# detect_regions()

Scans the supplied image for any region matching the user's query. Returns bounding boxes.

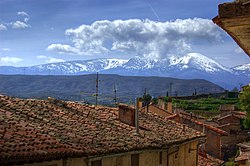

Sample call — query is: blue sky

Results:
[0,0,250,67]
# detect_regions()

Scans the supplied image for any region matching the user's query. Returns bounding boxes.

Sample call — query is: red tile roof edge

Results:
[217,114,241,121]
[218,123,241,128]
[0,137,205,165]
[0,151,84,165]
[166,114,228,136]
[235,151,250,162]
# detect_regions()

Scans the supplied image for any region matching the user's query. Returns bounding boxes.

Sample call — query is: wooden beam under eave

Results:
[213,13,250,58]
[213,1,250,58]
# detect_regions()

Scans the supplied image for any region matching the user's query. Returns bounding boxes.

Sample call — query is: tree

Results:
[239,86,250,128]
[142,89,152,113]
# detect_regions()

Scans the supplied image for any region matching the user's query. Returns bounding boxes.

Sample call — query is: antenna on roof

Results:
[95,72,99,107]
[23,67,26,75]
[114,84,117,106]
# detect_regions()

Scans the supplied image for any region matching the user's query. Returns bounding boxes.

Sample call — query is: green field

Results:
[171,97,240,113]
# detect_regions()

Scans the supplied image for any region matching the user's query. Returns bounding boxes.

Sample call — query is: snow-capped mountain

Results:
[169,53,232,73]
[1,59,128,75]
[232,63,250,77]
[34,58,128,74]
[0,53,249,89]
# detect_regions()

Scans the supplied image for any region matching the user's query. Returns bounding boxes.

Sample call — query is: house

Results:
[241,84,250,92]
[219,104,237,116]
[0,95,205,166]
[166,113,228,159]
[198,150,224,166]
[142,97,228,159]
[140,104,173,117]
[235,142,250,165]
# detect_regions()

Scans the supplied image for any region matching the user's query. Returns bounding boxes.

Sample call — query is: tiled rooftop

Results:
[198,153,224,166]
[0,95,204,165]
[235,151,250,162]
[166,114,228,136]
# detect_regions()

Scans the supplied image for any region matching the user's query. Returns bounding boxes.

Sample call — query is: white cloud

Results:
[36,55,65,63]
[47,18,223,59]
[1,48,11,51]
[12,21,31,29]
[46,58,65,63]
[47,44,83,54]
[0,24,7,30]
[24,17,29,23]
[36,55,47,59]
[0,56,23,64]
[17,11,29,17]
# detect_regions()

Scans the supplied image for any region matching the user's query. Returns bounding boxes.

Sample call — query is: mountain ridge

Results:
[0,74,224,104]
[0,53,249,89]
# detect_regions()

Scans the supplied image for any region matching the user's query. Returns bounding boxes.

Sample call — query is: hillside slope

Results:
[0,74,224,105]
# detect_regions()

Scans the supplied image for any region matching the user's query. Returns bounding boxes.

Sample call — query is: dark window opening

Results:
[175,153,178,159]
[159,151,163,164]
[91,160,101,166]
[131,154,139,166]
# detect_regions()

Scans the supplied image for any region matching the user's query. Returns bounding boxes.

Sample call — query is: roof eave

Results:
[213,1,250,58]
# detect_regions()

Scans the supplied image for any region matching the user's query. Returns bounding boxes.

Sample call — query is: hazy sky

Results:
[0,0,250,67]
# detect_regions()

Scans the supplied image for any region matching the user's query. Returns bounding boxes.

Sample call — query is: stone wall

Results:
[205,129,221,158]
[142,105,172,117]
[22,140,199,166]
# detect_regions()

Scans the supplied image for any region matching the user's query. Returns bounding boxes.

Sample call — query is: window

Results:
[91,160,101,166]
[159,151,163,164]
[174,152,178,159]
[131,154,139,166]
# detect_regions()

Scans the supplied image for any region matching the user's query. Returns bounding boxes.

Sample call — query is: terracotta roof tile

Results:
[235,151,250,162]
[198,153,224,166]
[0,96,205,165]
[166,112,228,136]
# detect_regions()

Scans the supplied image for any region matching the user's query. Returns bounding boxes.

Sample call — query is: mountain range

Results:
[0,53,249,89]
[0,74,224,105]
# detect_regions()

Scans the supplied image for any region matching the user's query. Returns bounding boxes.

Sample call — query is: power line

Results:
[95,72,99,107]
[23,67,26,75]
[169,82,173,97]
[114,84,117,106]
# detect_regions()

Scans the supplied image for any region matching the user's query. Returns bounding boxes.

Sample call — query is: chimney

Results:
[118,101,140,135]
[167,97,173,113]
[137,98,143,109]
[118,104,135,126]
[202,125,206,133]
[158,97,166,110]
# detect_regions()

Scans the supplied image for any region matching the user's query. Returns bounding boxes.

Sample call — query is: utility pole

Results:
[23,67,26,75]
[114,84,117,106]
[135,97,139,135]
[95,72,99,107]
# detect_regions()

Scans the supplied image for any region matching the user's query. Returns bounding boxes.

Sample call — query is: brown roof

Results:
[166,113,228,136]
[198,153,224,166]
[0,95,204,165]
[213,0,250,57]
[217,113,241,121]
[235,151,250,162]
[237,142,250,150]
